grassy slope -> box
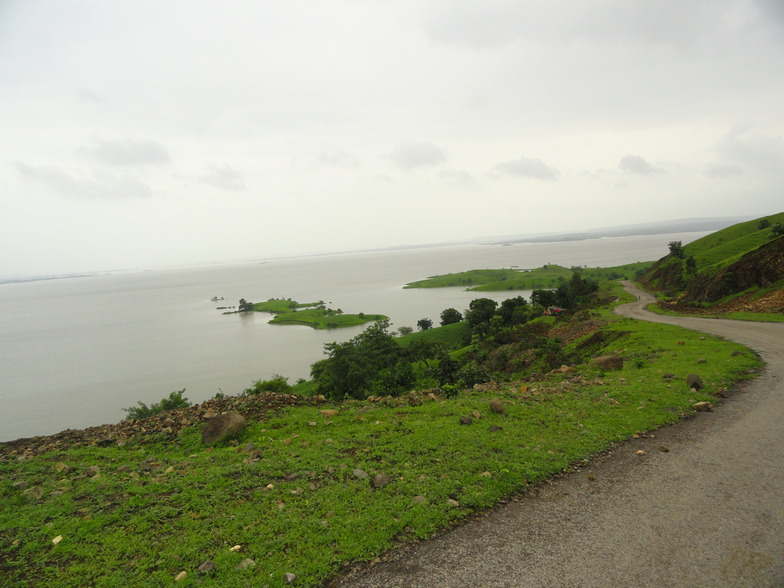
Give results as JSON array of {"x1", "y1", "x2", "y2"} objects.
[
  {"x1": 405, "y1": 262, "x2": 652, "y2": 291},
  {"x1": 1, "y1": 306, "x2": 761, "y2": 587}
]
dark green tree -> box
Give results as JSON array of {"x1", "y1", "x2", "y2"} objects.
[
  {"x1": 417, "y1": 318, "x2": 433, "y2": 331},
  {"x1": 439, "y1": 307, "x2": 463, "y2": 326},
  {"x1": 772, "y1": 222, "x2": 784, "y2": 238},
  {"x1": 668, "y1": 241, "x2": 685, "y2": 259},
  {"x1": 464, "y1": 298, "x2": 498, "y2": 335}
]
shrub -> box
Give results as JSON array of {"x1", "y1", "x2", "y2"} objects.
[
  {"x1": 244, "y1": 375, "x2": 292, "y2": 395},
  {"x1": 123, "y1": 389, "x2": 190, "y2": 420}
]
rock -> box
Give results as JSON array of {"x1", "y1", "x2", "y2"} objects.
[
  {"x1": 371, "y1": 474, "x2": 390, "y2": 488},
  {"x1": 459, "y1": 416, "x2": 473, "y2": 425},
  {"x1": 658, "y1": 445, "x2": 670, "y2": 452},
  {"x1": 636, "y1": 450, "x2": 646, "y2": 456},
  {"x1": 693, "y1": 401, "x2": 713, "y2": 412},
  {"x1": 174, "y1": 571, "x2": 187, "y2": 582},
  {"x1": 472, "y1": 410, "x2": 482, "y2": 419},
  {"x1": 559, "y1": 365, "x2": 576, "y2": 373},
  {"x1": 285, "y1": 572, "x2": 297, "y2": 583},
  {"x1": 446, "y1": 498, "x2": 460, "y2": 507},
  {"x1": 662, "y1": 373, "x2": 676, "y2": 380},
  {"x1": 320, "y1": 409, "x2": 339, "y2": 417},
  {"x1": 353, "y1": 469, "x2": 369, "y2": 479},
  {"x1": 201, "y1": 411, "x2": 246, "y2": 445},
  {"x1": 686, "y1": 374, "x2": 704, "y2": 391},
  {"x1": 489, "y1": 399, "x2": 504, "y2": 414},
  {"x1": 488, "y1": 425, "x2": 503, "y2": 432},
  {"x1": 236, "y1": 558, "x2": 256, "y2": 570},
  {"x1": 197, "y1": 560, "x2": 216, "y2": 574},
  {"x1": 696, "y1": 358, "x2": 707, "y2": 364},
  {"x1": 412, "y1": 495, "x2": 426, "y2": 504},
  {"x1": 591, "y1": 355, "x2": 624, "y2": 371}
]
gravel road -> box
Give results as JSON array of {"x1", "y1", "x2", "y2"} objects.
[{"x1": 336, "y1": 282, "x2": 784, "y2": 587}]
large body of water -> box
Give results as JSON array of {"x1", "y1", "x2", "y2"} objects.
[{"x1": 0, "y1": 233, "x2": 706, "y2": 441}]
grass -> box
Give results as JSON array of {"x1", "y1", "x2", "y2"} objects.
[
  {"x1": 1, "y1": 312, "x2": 761, "y2": 587},
  {"x1": 404, "y1": 262, "x2": 652, "y2": 291}
]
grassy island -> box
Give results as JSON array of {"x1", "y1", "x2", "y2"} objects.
[{"x1": 230, "y1": 298, "x2": 387, "y2": 330}]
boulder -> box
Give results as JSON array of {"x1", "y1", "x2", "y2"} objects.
[
  {"x1": 489, "y1": 399, "x2": 505, "y2": 414},
  {"x1": 201, "y1": 411, "x2": 246, "y2": 445},
  {"x1": 591, "y1": 355, "x2": 624, "y2": 371},
  {"x1": 686, "y1": 374, "x2": 704, "y2": 391}
]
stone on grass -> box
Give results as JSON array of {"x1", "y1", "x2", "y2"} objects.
[
  {"x1": 285, "y1": 572, "x2": 297, "y2": 583},
  {"x1": 175, "y1": 571, "x2": 187, "y2": 582},
  {"x1": 412, "y1": 495, "x2": 426, "y2": 504},
  {"x1": 489, "y1": 399, "x2": 504, "y2": 414},
  {"x1": 236, "y1": 558, "x2": 256, "y2": 570},
  {"x1": 459, "y1": 416, "x2": 473, "y2": 425},
  {"x1": 371, "y1": 474, "x2": 390, "y2": 488},
  {"x1": 201, "y1": 411, "x2": 246, "y2": 445},
  {"x1": 592, "y1": 355, "x2": 623, "y2": 371},
  {"x1": 353, "y1": 469, "x2": 369, "y2": 479},
  {"x1": 446, "y1": 498, "x2": 460, "y2": 507},
  {"x1": 693, "y1": 401, "x2": 713, "y2": 412},
  {"x1": 686, "y1": 374, "x2": 703, "y2": 391},
  {"x1": 197, "y1": 560, "x2": 216, "y2": 574}
]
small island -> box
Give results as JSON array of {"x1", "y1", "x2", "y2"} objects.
[{"x1": 226, "y1": 297, "x2": 387, "y2": 329}]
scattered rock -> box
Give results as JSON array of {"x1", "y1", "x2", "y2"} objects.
[
  {"x1": 658, "y1": 445, "x2": 670, "y2": 452},
  {"x1": 229, "y1": 545, "x2": 242, "y2": 552},
  {"x1": 686, "y1": 374, "x2": 704, "y2": 391},
  {"x1": 472, "y1": 410, "x2": 482, "y2": 419},
  {"x1": 489, "y1": 399, "x2": 504, "y2": 414},
  {"x1": 591, "y1": 355, "x2": 624, "y2": 371},
  {"x1": 696, "y1": 358, "x2": 707, "y2": 364},
  {"x1": 479, "y1": 471, "x2": 492, "y2": 477},
  {"x1": 285, "y1": 572, "x2": 297, "y2": 583},
  {"x1": 412, "y1": 495, "x2": 426, "y2": 504},
  {"x1": 201, "y1": 411, "x2": 246, "y2": 445},
  {"x1": 693, "y1": 401, "x2": 713, "y2": 412},
  {"x1": 587, "y1": 472, "x2": 596, "y2": 481},
  {"x1": 174, "y1": 571, "x2": 187, "y2": 582},
  {"x1": 459, "y1": 416, "x2": 473, "y2": 425},
  {"x1": 197, "y1": 560, "x2": 216, "y2": 574},
  {"x1": 636, "y1": 450, "x2": 646, "y2": 456},
  {"x1": 446, "y1": 498, "x2": 460, "y2": 507},
  {"x1": 320, "y1": 409, "x2": 339, "y2": 417},
  {"x1": 662, "y1": 373, "x2": 676, "y2": 380},
  {"x1": 52, "y1": 535, "x2": 62, "y2": 545},
  {"x1": 488, "y1": 425, "x2": 503, "y2": 432},
  {"x1": 236, "y1": 558, "x2": 256, "y2": 570},
  {"x1": 371, "y1": 474, "x2": 390, "y2": 488},
  {"x1": 353, "y1": 469, "x2": 369, "y2": 479}
]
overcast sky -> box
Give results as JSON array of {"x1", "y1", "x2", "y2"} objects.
[{"x1": 1, "y1": 0, "x2": 783, "y2": 276}]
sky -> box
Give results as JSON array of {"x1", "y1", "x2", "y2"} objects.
[{"x1": 1, "y1": 0, "x2": 783, "y2": 277}]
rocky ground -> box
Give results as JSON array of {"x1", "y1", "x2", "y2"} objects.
[
  {"x1": 658, "y1": 287, "x2": 784, "y2": 315},
  {"x1": 0, "y1": 392, "x2": 328, "y2": 460}
]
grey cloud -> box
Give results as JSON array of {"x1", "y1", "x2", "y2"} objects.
[
  {"x1": 81, "y1": 138, "x2": 170, "y2": 166},
  {"x1": 201, "y1": 164, "x2": 246, "y2": 191},
  {"x1": 714, "y1": 125, "x2": 784, "y2": 172},
  {"x1": 438, "y1": 168, "x2": 479, "y2": 189},
  {"x1": 315, "y1": 148, "x2": 358, "y2": 168},
  {"x1": 422, "y1": 0, "x2": 732, "y2": 49},
  {"x1": 388, "y1": 141, "x2": 446, "y2": 169},
  {"x1": 493, "y1": 157, "x2": 560, "y2": 180},
  {"x1": 703, "y1": 163, "x2": 745, "y2": 178},
  {"x1": 14, "y1": 162, "x2": 152, "y2": 200},
  {"x1": 618, "y1": 155, "x2": 664, "y2": 175}
]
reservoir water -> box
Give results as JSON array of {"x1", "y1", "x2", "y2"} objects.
[{"x1": 0, "y1": 232, "x2": 705, "y2": 441}]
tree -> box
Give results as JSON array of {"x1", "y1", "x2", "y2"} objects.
[
  {"x1": 417, "y1": 318, "x2": 433, "y2": 331},
  {"x1": 759, "y1": 218, "x2": 771, "y2": 229},
  {"x1": 312, "y1": 319, "x2": 403, "y2": 400},
  {"x1": 123, "y1": 389, "x2": 190, "y2": 420},
  {"x1": 498, "y1": 296, "x2": 528, "y2": 325},
  {"x1": 530, "y1": 289, "x2": 557, "y2": 308},
  {"x1": 685, "y1": 255, "x2": 697, "y2": 275},
  {"x1": 440, "y1": 307, "x2": 463, "y2": 326},
  {"x1": 772, "y1": 222, "x2": 784, "y2": 238},
  {"x1": 464, "y1": 298, "x2": 498, "y2": 332},
  {"x1": 397, "y1": 326, "x2": 413, "y2": 336},
  {"x1": 238, "y1": 298, "x2": 254, "y2": 312},
  {"x1": 668, "y1": 241, "x2": 685, "y2": 259}
]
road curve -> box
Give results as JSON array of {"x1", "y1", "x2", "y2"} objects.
[{"x1": 337, "y1": 282, "x2": 784, "y2": 587}]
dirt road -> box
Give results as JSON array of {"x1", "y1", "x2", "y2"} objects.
[{"x1": 337, "y1": 283, "x2": 784, "y2": 587}]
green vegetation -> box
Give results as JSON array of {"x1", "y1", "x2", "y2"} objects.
[
  {"x1": 229, "y1": 297, "x2": 387, "y2": 330},
  {"x1": 2, "y1": 312, "x2": 760, "y2": 586},
  {"x1": 405, "y1": 262, "x2": 652, "y2": 291},
  {"x1": 122, "y1": 389, "x2": 191, "y2": 420}
]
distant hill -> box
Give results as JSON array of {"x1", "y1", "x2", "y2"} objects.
[
  {"x1": 480, "y1": 216, "x2": 754, "y2": 245},
  {"x1": 640, "y1": 212, "x2": 784, "y2": 311}
]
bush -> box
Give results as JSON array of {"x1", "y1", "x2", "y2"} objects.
[
  {"x1": 244, "y1": 375, "x2": 292, "y2": 395},
  {"x1": 123, "y1": 389, "x2": 191, "y2": 420}
]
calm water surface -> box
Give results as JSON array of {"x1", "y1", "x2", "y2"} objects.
[{"x1": 0, "y1": 233, "x2": 705, "y2": 441}]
